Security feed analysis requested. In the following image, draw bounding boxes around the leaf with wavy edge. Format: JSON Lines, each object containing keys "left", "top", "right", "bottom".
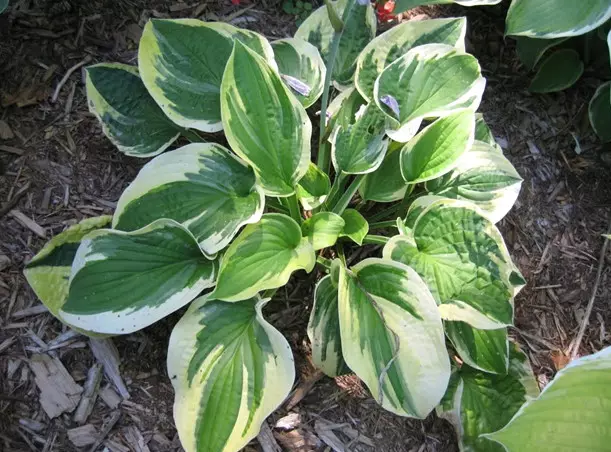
{"left": 221, "top": 41, "right": 311, "bottom": 196}
{"left": 113, "top": 143, "right": 264, "bottom": 256}
{"left": 338, "top": 258, "right": 450, "bottom": 417}
{"left": 61, "top": 219, "right": 216, "bottom": 335}
{"left": 383, "top": 198, "right": 517, "bottom": 329}
{"left": 169, "top": 295, "right": 294, "bottom": 452}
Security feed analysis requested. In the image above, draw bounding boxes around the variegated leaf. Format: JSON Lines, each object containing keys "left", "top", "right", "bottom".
{"left": 374, "top": 43, "right": 483, "bottom": 142}
{"left": 308, "top": 276, "right": 348, "bottom": 377}
{"left": 485, "top": 346, "right": 611, "bottom": 451}
{"left": 355, "top": 17, "right": 467, "bottom": 101}
{"left": 272, "top": 38, "right": 326, "bottom": 108}
{"left": 295, "top": 0, "right": 376, "bottom": 85}
{"left": 394, "top": 0, "right": 501, "bottom": 15}
{"left": 221, "top": 41, "right": 311, "bottom": 196}
{"left": 60, "top": 219, "right": 216, "bottom": 334}
{"left": 424, "top": 142, "right": 523, "bottom": 223}
{"left": 438, "top": 344, "right": 539, "bottom": 452}
{"left": 383, "top": 198, "right": 517, "bottom": 329}
{"left": 85, "top": 63, "right": 180, "bottom": 157}
{"left": 212, "top": 214, "right": 315, "bottom": 302}
{"left": 169, "top": 295, "right": 294, "bottom": 452}
{"left": 474, "top": 114, "right": 497, "bottom": 147}
{"left": 331, "top": 103, "right": 388, "bottom": 175}
{"left": 138, "top": 19, "right": 274, "bottom": 133}
{"left": 113, "top": 143, "right": 264, "bottom": 255}
{"left": 24, "top": 216, "right": 112, "bottom": 336}
{"left": 338, "top": 258, "right": 450, "bottom": 417}
{"left": 445, "top": 322, "right": 509, "bottom": 374}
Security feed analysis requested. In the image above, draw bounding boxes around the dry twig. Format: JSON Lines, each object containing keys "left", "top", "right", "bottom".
{"left": 569, "top": 218, "right": 611, "bottom": 360}
{"left": 51, "top": 56, "right": 92, "bottom": 103}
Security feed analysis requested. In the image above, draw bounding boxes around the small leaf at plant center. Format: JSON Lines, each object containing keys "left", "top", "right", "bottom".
{"left": 302, "top": 212, "right": 345, "bottom": 250}
{"left": 339, "top": 209, "right": 369, "bottom": 245}
{"left": 400, "top": 110, "right": 475, "bottom": 184}
{"left": 212, "top": 214, "right": 315, "bottom": 302}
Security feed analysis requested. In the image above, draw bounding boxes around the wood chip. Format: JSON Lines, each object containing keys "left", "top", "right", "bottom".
{"left": 275, "top": 412, "right": 301, "bottom": 431}
{"left": 29, "top": 354, "right": 83, "bottom": 418}
{"left": 99, "top": 385, "right": 122, "bottom": 409}
{"left": 0, "top": 254, "right": 10, "bottom": 272}
{"left": 122, "top": 426, "right": 151, "bottom": 452}
{"left": 274, "top": 429, "right": 322, "bottom": 451}
{"left": 41, "top": 187, "right": 52, "bottom": 211}
{"left": 257, "top": 422, "right": 282, "bottom": 452}
{"left": 74, "top": 363, "right": 103, "bottom": 424}
{"left": 88, "top": 410, "right": 121, "bottom": 452}
{"left": 150, "top": 432, "right": 172, "bottom": 449}
{"left": 317, "top": 418, "right": 374, "bottom": 447}
{"left": 12, "top": 304, "right": 48, "bottom": 319}
{"left": 314, "top": 421, "right": 346, "bottom": 452}
{"left": 104, "top": 439, "right": 131, "bottom": 452}
{"left": 0, "top": 120, "right": 14, "bottom": 139}
{"left": 68, "top": 424, "right": 99, "bottom": 447}
{"left": 0, "top": 337, "right": 15, "bottom": 354}
{"left": 90, "top": 338, "right": 130, "bottom": 399}
{"left": 285, "top": 369, "right": 324, "bottom": 410}
{"left": 9, "top": 210, "right": 46, "bottom": 238}
{"left": 125, "top": 23, "right": 143, "bottom": 42}
{"left": 0, "top": 144, "right": 24, "bottom": 155}
{"left": 169, "top": 2, "right": 193, "bottom": 12}
{"left": 19, "top": 418, "right": 47, "bottom": 432}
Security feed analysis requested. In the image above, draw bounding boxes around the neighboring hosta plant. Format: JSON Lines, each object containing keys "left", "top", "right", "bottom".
{"left": 440, "top": 345, "right": 611, "bottom": 451}
{"left": 25, "top": 2, "right": 537, "bottom": 451}
{"left": 390, "top": 0, "right": 611, "bottom": 142}
{"left": 505, "top": 1, "right": 611, "bottom": 143}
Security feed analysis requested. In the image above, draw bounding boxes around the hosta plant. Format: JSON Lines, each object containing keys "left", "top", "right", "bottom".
{"left": 25, "top": 2, "right": 546, "bottom": 451}
{"left": 390, "top": 0, "right": 611, "bottom": 142}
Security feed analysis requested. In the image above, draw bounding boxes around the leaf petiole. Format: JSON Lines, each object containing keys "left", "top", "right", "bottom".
{"left": 316, "top": 255, "right": 332, "bottom": 270}
{"left": 181, "top": 129, "right": 205, "bottom": 143}
{"left": 369, "top": 220, "right": 398, "bottom": 230}
{"left": 316, "top": 0, "right": 357, "bottom": 174}
{"left": 362, "top": 235, "right": 389, "bottom": 245}
{"left": 331, "top": 175, "right": 364, "bottom": 215}
{"left": 286, "top": 193, "right": 303, "bottom": 224}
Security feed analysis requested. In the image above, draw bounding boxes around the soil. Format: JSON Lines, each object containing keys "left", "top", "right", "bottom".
{"left": 1, "top": 1, "right": 610, "bottom": 451}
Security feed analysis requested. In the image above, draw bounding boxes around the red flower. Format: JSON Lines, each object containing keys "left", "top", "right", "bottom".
{"left": 376, "top": 0, "right": 396, "bottom": 22}
{"left": 231, "top": 0, "right": 240, "bottom": 4}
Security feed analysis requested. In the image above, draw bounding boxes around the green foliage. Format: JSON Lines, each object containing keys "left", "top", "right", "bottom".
{"left": 392, "top": 0, "right": 611, "bottom": 141}
{"left": 485, "top": 346, "right": 611, "bottom": 451}
{"left": 282, "top": 0, "right": 315, "bottom": 25}
{"left": 29, "top": 3, "right": 609, "bottom": 452}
